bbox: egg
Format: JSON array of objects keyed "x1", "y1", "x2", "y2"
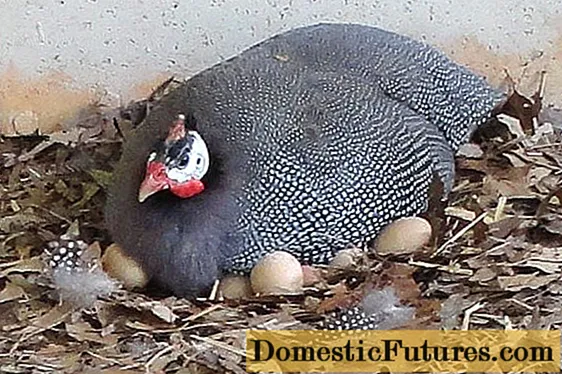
[
  {"x1": 250, "y1": 251, "x2": 304, "y2": 295},
  {"x1": 101, "y1": 243, "x2": 149, "y2": 289},
  {"x1": 374, "y1": 217, "x2": 432, "y2": 255},
  {"x1": 218, "y1": 275, "x2": 253, "y2": 299}
]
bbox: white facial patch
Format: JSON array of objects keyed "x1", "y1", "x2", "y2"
[{"x1": 166, "y1": 131, "x2": 210, "y2": 183}]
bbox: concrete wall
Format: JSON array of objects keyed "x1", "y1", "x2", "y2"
[{"x1": 1, "y1": 0, "x2": 561, "y2": 133}]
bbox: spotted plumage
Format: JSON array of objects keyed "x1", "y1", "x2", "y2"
[
  {"x1": 45, "y1": 238, "x2": 89, "y2": 273},
  {"x1": 323, "y1": 287, "x2": 415, "y2": 330},
  {"x1": 105, "y1": 23, "x2": 504, "y2": 298},
  {"x1": 45, "y1": 237, "x2": 118, "y2": 307}
]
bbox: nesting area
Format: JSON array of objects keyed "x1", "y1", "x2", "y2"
[{"x1": 1, "y1": 76, "x2": 561, "y2": 373}]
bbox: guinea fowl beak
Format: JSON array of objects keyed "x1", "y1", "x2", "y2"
[{"x1": 138, "y1": 161, "x2": 169, "y2": 203}]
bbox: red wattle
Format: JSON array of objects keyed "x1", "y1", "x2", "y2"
[{"x1": 170, "y1": 180, "x2": 205, "y2": 198}]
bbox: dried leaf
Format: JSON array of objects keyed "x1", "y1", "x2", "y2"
[
  {"x1": 496, "y1": 113, "x2": 525, "y2": 137},
  {"x1": 542, "y1": 218, "x2": 562, "y2": 236},
  {"x1": 497, "y1": 88, "x2": 538, "y2": 134},
  {"x1": 88, "y1": 169, "x2": 113, "y2": 189},
  {"x1": 124, "y1": 320, "x2": 157, "y2": 331},
  {"x1": 488, "y1": 216, "x2": 522, "y2": 239},
  {"x1": 0, "y1": 281, "x2": 26, "y2": 303},
  {"x1": 445, "y1": 206, "x2": 476, "y2": 221},
  {"x1": 379, "y1": 263, "x2": 420, "y2": 303},
  {"x1": 510, "y1": 246, "x2": 562, "y2": 274},
  {"x1": 54, "y1": 180, "x2": 80, "y2": 202},
  {"x1": 483, "y1": 170, "x2": 532, "y2": 198},
  {"x1": 502, "y1": 152, "x2": 528, "y2": 168},
  {"x1": 469, "y1": 267, "x2": 497, "y2": 283},
  {"x1": 63, "y1": 220, "x2": 81, "y2": 238},
  {"x1": 316, "y1": 283, "x2": 358, "y2": 313},
  {"x1": 82, "y1": 241, "x2": 102, "y2": 262},
  {"x1": 0, "y1": 211, "x2": 46, "y2": 233},
  {"x1": 1, "y1": 257, "x2": 44, "y2": 277},
  {"x1": 497, "y1": 274, "x2": 559, "y2": 291},
  {"x1": 527, "y1": 166, "x2": 552, "y2": 189},
  {"x1": 71, "y1": 182, "x2": 100, "y2": 208},
  {"x1": 66, "y1": 321, "x2": 118, "y2": 345},
  {"x1": 515, "y1": 260, "x2": 562, "y2": 274},
  {"x1": 440, "y1": 294, "x2": 472, "y2": 329},
  {"x1": 33, "y1": 302, "x2": 74, "y2": 329},
  {"x1": 143, "y1": 302, "x2": 178, "y2": 324}
]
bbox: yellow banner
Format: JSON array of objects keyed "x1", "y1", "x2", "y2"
[{"x1": 245, "y1": 330, "x2": 560, "y2": 373}]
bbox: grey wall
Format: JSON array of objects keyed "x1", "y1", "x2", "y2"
[{"x1": 1, "y1": 0, "x2": 561, "y2": 133}]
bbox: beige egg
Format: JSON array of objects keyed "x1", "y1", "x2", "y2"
[
  {"x1": 374, "y1": 217, "x2": 432, "y2": 255},
  {"x1": 250, "y1": 251, "x2": 303, "y2": 295},
  {"x1": 218, "y1": 275, "x2": 253, "y2": 299},
  {"x1": 101, "y1": 243, "x2": 149, "y2": 289}
]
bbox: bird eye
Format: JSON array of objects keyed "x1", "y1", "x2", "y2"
[
  {"x1": 196, "y1": 158, "x2": 202, "y2": 165},
  {"x1": 178, "y1": 156, "x2": 190, "y2": 168}
]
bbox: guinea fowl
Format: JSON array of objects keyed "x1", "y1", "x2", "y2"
[{"x1": 104, "y1": 23, "x2": 504, "y2": 298}]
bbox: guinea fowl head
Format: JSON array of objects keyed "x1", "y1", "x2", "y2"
[{"x1": 138, "y1": 114, "x2": 211, "y2": 202}]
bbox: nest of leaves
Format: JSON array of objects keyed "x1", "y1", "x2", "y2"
[{"x1": 1, "y1": 76, "x2": 561, "y2": 374}]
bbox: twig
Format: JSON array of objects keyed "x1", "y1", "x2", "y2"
[
  {"x1": 190, "y1": 334, "x2": 247, "y2": 358},
  {"x1": 84, "y1": 350, "x2": 125, "y2": 366},
  {"x1": 494, "y1": 196, "x2": 507, "y2": 222},
  {"x1": 537, "y1": 70, "x2": 547, "y2": 100},
  {"x1": 144, "y1": 345, "x2": 173, "y2": 373},
  {"x1": 472, "y1": 313, "x2": 513, "y2": 329},
  {"x1": 152, "y1": 322, "x2": 220, "y2": 334},
  {"x1": 508, "y1": 298, "x2": 535, "y2": 311},
  {"x1": 529, "y1": 142, "x2": 562, "y2": 150},
  {"x1": 28, "y1": 203, "x2": 73, "y2": 224},
  {"x1": 0, "y1": 258, "x2": 28, "y2": 269},
  {"x1": 462, "y1": 302, "x2": 485, "y2": 330},
  {"x1": 208, "y1": 279, "x2": 220, "y2": 301},
  {"x1": 408, "y1": 259, "x2": 473, "y2": 276},
  {"x1": 432, "y1": 211, "x2": 489, "y2": 257},
  {"x1": 185, "y1": 304, "x2": 222, "y2": 322}
]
